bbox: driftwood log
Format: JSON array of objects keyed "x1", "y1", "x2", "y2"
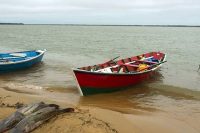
[
  {"x1": 0, "y1": 112, "x2": 24, "y2": 133},
  {"x1": 17, "y1": 102, "x2": 50, "y2": 116},
  {"x1": 0, "y1": 102, "x2": 74, "y2": 133}
]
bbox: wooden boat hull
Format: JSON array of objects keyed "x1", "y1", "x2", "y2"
[
  {"x1": 73, "y1": 70, "x2": 154, "y2": 96},
  {"x1": 0, "y1": 50, "x2": 46, "y2": 73},
  {"x1": 73, "y1": 51, "x2": 166, "y2": 96}
]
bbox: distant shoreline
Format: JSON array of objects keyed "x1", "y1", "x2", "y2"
[
  {"x1": 39, "y1": 24, "x2": 200, "y2": 27},
  {"x1": 0, "y1": 23, "x2": 199, "y2": 27},
  {"x1": 27, "y1": 24, "x2": 200, "y2": 27},
  {"x1": 0, "y1": 23, "x2": 24, "y2": 25}
]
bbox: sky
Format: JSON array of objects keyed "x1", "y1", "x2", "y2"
[{"x1": 0, "y1": 0, "x2": 200, "y2": 25}]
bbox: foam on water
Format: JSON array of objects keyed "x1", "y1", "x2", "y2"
[{"x1": 0, "y1": 81, "x2": 43, "y2": 90}]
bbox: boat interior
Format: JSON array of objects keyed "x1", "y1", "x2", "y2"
[
  {"x1": 0, "y1": 50, "x2": 41, "y2": 63},
  {"x1": 78, "y1": 52, "x2": 166, "y2": 74}
]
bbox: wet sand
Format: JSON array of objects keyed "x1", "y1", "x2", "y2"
[
  {"x1": 0, "y1": 83, "x2": 200, "y2": 133},
  {"x1": 0, "y1": 86, "x2": 117, "y2": 133}
]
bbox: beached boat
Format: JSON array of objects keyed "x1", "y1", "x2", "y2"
[
  {"x1": 73, "y1": 52, "x2": 166, "y2": 96},
  {"x1": 0, "y1": 49, "x2": 46, "y2": 73}
]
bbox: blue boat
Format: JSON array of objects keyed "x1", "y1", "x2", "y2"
[{"x1": 0, "y1": 49, "x2": 46, "y2": 73}]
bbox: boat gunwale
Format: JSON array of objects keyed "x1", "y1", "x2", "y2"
[
  {"x1": 72, "y1": 54, "x2": 167, "y2": 76},
  {"x1": 0, "y1": 49, "x2": 46, "y2": 65},
  {"x1": 73, "y1": 66, "x2": 157, "y2": 76}
]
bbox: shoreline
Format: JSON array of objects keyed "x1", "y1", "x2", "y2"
[
  {"x1": 0, "y1": 23, "x2": 24, "y2": 25},
  {"x1": 0, "y1": 84, "x2": 200, "y2": 133},
  {"x1": 1, "y1": 23, "x2": 200, "y2": 27}
]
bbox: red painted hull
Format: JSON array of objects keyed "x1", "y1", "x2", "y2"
[
  {"x1": 74, "y1": 71, "x2": 152, "y2": 88},
  {"x1": 73, "y1": 51, "x2": 166, "y2": 96}
]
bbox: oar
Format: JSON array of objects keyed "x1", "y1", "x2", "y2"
[
  {"x1": 107, "y1": 56, "x2": 120, "y2": 63},
  {"x1": 138, "y1": 60, "x2": 167, "y2": 72},
  {"x1": 0, "y1": 54, "x2": 27, "y2": 60},
  {"x1": 131, "y1": 59, "x2": 157, "y2": 64},
  {"x1": 120, "y1": 64, "x2": 139, "y2": 68},
  {"x1": 102, "y1": 56, "x2": 120, "y2": 65},
  {"x1": 1, "y1": 57, "x2": 24, "y2": 59},
  {"x1": 92, "y1": 56, "x2": 120, "y2": 71}
]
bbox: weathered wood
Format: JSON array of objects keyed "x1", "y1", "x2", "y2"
[
  {"x1": 58, "y1": 108, "x2": 74, "y2": 113},
  {"x1": 0, "y1": 112, "x2": 25, "y2": 133},
  {"x1": 17, "y1": 102, "x2": 49, "y2": 116},
  {"x1": 10, "y1": 106, "x2": 59, "y2": 133},
  {"x1": 0, "y1": 102, "x2": 74, "y2": 133}
]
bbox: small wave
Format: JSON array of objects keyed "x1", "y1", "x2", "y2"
[
  {"x1": 2, "y1": 82, "x2": 43, "y2": 90},
  {"x1": 45, "y1": 86, "x2": 79, "y2": 94},
  {"x1": 147, "y1": 83, "x2": 200, "y2": 100},
  {"x1": 0, "y1": 82, "x2": 43, "y2": 95}
]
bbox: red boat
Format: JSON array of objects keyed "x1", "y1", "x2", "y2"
[{"x1": 73, "y1": 52, "x2": 166, "y2": 96}]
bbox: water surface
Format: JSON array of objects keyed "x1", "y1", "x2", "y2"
[{"x1": 0, "y1": 25, "x2": 200, "y2": 113}]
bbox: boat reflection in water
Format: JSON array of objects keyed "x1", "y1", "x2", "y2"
[{"x1": 78, "y1": 70, "x2": 166, "y2": 113}]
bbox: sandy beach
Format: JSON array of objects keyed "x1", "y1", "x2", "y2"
[
  {"x1": 0, "y1": 83, "x2": 200, "y2": 133},
  {"x1": 1, "y1": 1, "x2": 200, "y2": 131}
]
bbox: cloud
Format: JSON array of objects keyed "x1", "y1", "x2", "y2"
[{"x1": 0, "y1": 0, "x2": 200, "y2": 24}]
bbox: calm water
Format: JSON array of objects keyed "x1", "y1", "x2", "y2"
[{"x1": 0, "y1": 25, "x2": 200, "y2": 112}]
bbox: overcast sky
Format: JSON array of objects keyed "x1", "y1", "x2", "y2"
[{"x1": 0, "y1": 0, "x2": 200, "y2": 25}]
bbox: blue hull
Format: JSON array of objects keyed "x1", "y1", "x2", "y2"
[{"x1": 0, "y1": 50, "x2": 45, "y2": 73}]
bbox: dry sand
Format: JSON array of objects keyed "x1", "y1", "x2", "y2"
[{"x1": 0, "y1": 84, "x2": 200, "y2": 133}]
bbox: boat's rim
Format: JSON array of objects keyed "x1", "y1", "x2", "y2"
[
  {"x1": 73, "y1": 67, "x2": 154, "y2": 75},
  {"x1": 72, "y1": 54, "x2": 167, "y2": 76},
  {"x1": 0, "y1": 49, "x2": 46, "y2": 65}
]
